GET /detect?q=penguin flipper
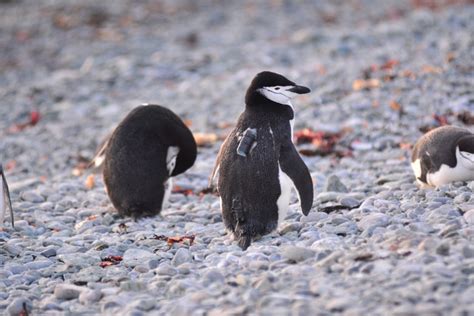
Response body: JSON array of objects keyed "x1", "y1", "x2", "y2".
[
  {"x1": 0, "y1": 165, "x2": 14, "y2": 227},
  {"x1": 209, "y1": 132, "x2": 233, "y2": 190},
  {"x1": 279, "y1": 144, "x2": 313, "y2": 215}
]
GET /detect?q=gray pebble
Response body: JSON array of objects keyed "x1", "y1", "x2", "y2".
[
  {"x1": 202, "y1": 269, "x2": 224, "y2": 285},
  {"x1": 324, "y1": 175, "x2": 349, "y2": 193},
  {"x1": 54, "y1": 284, "x2": 85, "y2": 300},
  {"x1": 358, "y1": 213, "x2": 391, "y2": 231},
  {"x1": 25, "y1": 259, "x2": 53, "y2": 270},
  {"x1": 20, "y1": 190, "x2": 45, "y2": 203},
  {"x1": 463, "y1": 209, "x2": 474, "y2": 224},
  {"x1": 79, "y1": 289, "x2": 103, "y2": 304},
  {"x1": 156, "y1": 263, "x2": 177, "y2": 276},
  {"x1": 462, "y1": 245, "x2": 474, "y2": 259},
  {"x1": 339, "y1": 197, "x2": 360, "y2": 208},
  {"x1": 316, "y1": 192, "x2": 341, "y2": 203},
  {"x1": 171, "y1": 248, "x2": 193, "y2": 267},
  {"x1": 6, "y1": 297, "x2": 33, "y2": 316},
  {"x1": 281, "y1": 246, "x2": 315, "y2": 262},
  {"x1": 123, "y1": 248, "x2": 156, "y2": 267}
]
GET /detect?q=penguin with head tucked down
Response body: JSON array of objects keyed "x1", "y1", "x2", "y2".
[
  {"x1": 0, "y1": 164, "x2": 14, "y2": 227},
  {"x1": 97, "y1": 105, "x2": 197, "y2": 218},
  {"x1": 411, "y1": 125, "x2": 474, "y2": 187},
  {"x1": 210, "y1": 71, "x2": 314, "y2": 250}
]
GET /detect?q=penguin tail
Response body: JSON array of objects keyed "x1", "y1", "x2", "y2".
[
  {"x1": 231, "y1": 197, "x2": 251, "y2": 250},
  {"x1": 237, "y1": 235, "x2": 252, "y2": 250}
]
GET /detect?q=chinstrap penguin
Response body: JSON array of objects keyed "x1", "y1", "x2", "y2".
[
  {"x1": 411, "y1": 125, "x2": 474, "y2": 187},
  {"x1": 0, "y1": 164, "x2": 14, "y2": 227},
  {"x1": 99, "y1": 105, "x2": 197, "y2": 218},
  {"x1": 210, "y1": 71, "x2": 314, "y2": 250}
]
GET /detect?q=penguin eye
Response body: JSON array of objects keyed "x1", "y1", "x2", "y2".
[{"x1": 274, "y1": 87, "x2": 280, "y2": 90}]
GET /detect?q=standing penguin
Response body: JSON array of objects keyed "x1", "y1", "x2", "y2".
[
  {"x1": 100, "y1": 105, "x2": 197, "y2": 218},
  {"x1": 411, "y1": 125, "x2": 474, "y2": 187},
  {"x1": 0, "y1": 164, "x2": 14, "y2": 227},
  {"x1": 210, "y1": 71, "x2": 314, "y2": 250}
]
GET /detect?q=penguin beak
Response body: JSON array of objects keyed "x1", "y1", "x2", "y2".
[{"x1": 287, "y1": 85, "x2": 311, "y2": 94}]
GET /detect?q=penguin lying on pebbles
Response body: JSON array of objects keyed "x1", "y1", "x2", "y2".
[
  {"x1": 411, "y1": 125, "x2": 474, "y2": 187},
  {"x1": 0, "y1": 164, "x2": 14, "y2": 227},
  {"x1": 210, "y1": 71, "x2": 314, "y2": 250},
  {"x1": 96, "y1": 105, "x2": 197, "y2": 218}
]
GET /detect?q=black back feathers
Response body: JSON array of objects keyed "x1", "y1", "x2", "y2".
[
  {"x1": 103, "y1": 105, "x2": 197, "y2": 218},
  {"x1": 411, "y1": 126, "x2": 472, "y2": 185},
  {"x1": 458, "y1": 134, "x2": 474, "y2": 154},
  {"x1": 411, "y1": 126, "x2": 471, "y2": 168},
  {"x1": 213, "y1": 72, "x2": 313, "y2": 250}
]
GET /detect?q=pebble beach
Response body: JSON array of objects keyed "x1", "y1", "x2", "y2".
[{"x1": 0, "y1": 0, "x2": 473, "y2": 315}]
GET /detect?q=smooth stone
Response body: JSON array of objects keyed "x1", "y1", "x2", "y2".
[
  {"x1": 57, "y1": 253, "x2": 100, "y2": 268},
  {"x1": 128, "y1": 298, "x2": 156, "y2": 311},
  {"x1": 254, "y1": 276, "x2": 273, "y2": 291},
  {"x1": 463, "y1": 209, "x2": 474, "y2": 224},
  {"x1": 5, "y1": 244, "x2": 22, "y2": 256},
  {"x1": 436, "y1": 243, "x2": 450, "y2": 256},
  {"x1": 316, "y1": 192, "x2": 341, "y2": 203},
  {"x1": 171, "y1": 248, "x2": 193, "y2": 267},
  {"x1": 202, "y1": 269, "x2": 224, "y2": 285},
  {"x1": 20, "y1": 191, "x2": 45, "y2": 203},
  {"x1": 79, "y1": 289, "x2": 103, "y2": 304},
  {"x1": 326, "y1": 297, "x2": 354, "y2": 312},
  {"x1": 120, "y1": 281, "x2": 147, "y2": 291},
  {"x1": 339, "y1": 197, "x2": 360, "y2": 208},
  {"x1": 147, "y1": 259, "x2": 160, "y2": 270},
  {"x1": 71, "y1": 266, "x2": 103, "y2": 283},
  {"x1": 156, "y1": 263, "x2": 177, "y2": 276},
  {"x1": 54, "y1": 284, "x2": 85, "y2": 300},
  {"x1": 278, "y1": 223, "x2": 302, "y2": 235},
  {"x1": 39, "y1": 299, "x2": 63, "y2": 312},
  {"x1": 281, "y1": 246, "x2": 315, "y2": 262},
  {"x1": 462, "y1": 245, "x2": 474, "y2": 259},
  {"x1": 300, "y1": 212, "x2": 328, "y2": 223},
  {"x1": 357, "y1": 213, "x2": 390, "y2": 231},
  {"x1": 134, "y1": 265, "x2": 149, "y2": 273},
  {"x1": 6, "y1": 297, "x2": 33, "y2": 316},
  {"x1": 25, "y1": 259, "x2": 53, "y2": 270},
  {"x1": 123, "y1": 248, "x2": 156, "y2": 268},
  {"x1": 8, "y1": 264, "x2": 27, "y2": 275},
  {"x1": 324, "y1": 175, "x2": 348, "y2": 193}
]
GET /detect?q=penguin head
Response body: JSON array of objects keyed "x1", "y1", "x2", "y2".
[
  {"x1": 170, "y1": 133, "x2": 197, "y2": 177},
  {"x1": 245, "y1": 71, "x2": 310, "y2": 109},
  {"x1": 457, "y1": 135, "x2": 474, "y2": 169}
]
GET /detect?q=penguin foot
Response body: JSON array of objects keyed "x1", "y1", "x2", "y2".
[{"x1": 237, "y1": 235, "x2": 252, "y2": 250}]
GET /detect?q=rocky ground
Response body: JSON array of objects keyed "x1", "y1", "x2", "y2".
[{"x1": 1, "y1": 0, "x2": 473, "y2": 315}]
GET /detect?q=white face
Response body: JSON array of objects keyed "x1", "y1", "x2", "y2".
[
  {"x1": 258, "y1": 86, "x2": 298, "y2": 106},
  {"x1": 457, "y1": 147, "x2": 474, "y2": 170},
  {"x1": 166, "y1": 146, "x2": 180, "y2": 176}
]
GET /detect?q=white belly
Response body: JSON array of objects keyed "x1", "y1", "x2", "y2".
[
  {"x1": 276, "y1": 165, "x2": 293, "y2": 225},
  {"x1": 427, "y1": 163, "x2": 474, "y2": 187}
]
